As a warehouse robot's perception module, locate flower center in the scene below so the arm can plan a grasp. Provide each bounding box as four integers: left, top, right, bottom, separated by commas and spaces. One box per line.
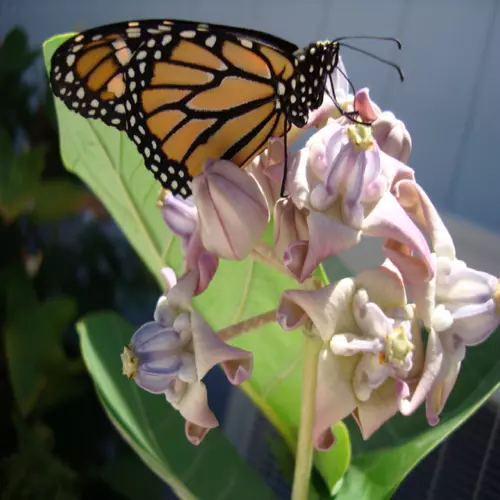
346, 124, 374, 151
385, 325, 414, 368
494, 281, 500, 314
121, 344, 139, 379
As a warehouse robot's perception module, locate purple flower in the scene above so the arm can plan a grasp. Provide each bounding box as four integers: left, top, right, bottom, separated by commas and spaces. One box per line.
278, 119, 428, 282
192, 159, 270, 260
121, 269, 253, 444
162, 193, 218, 295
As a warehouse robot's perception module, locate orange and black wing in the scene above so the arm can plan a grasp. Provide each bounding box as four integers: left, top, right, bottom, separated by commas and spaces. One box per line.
124, 23, 297, 197
50, 20, 299, 197
49, 21, 177, 129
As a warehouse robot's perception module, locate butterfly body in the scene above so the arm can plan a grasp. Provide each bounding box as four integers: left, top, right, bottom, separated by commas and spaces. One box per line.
50, 19, 340, 197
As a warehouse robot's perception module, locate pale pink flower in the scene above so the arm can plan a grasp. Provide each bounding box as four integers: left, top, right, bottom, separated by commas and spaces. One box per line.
276, 263, 424, 450
193, 159, 270, 260
121, 269, 253, 444
387, 180, 500, 424
162, 193, 218, 295
279, 119, 427, 282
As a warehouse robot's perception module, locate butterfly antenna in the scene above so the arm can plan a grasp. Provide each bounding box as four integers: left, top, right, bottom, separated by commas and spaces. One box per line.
326, 73, 372, 127
333, 35, 402, 49
337, 42, 404, 81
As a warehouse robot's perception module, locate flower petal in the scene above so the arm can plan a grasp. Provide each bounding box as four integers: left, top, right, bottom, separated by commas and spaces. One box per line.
279, 279, 357, 342
161, 192, 198, 239
166, 270, 198, 311
356, 379, 399, 439
397, 328, 443, 416
314, 349, 357, 450
190, 311, 253, 383
176, 381, 218, 432
194, 159, 269, 260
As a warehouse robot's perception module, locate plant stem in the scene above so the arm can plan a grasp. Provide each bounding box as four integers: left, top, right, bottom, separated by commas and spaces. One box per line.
292, 333, 322, 500
216, 309, 277, 341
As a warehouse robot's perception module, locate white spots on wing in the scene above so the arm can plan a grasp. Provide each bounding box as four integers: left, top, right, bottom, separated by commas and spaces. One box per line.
128, 67, 135, 78
291, 79, 296, 90
129, 81, 136, 91
111, 118, 121, 125
133, 135, 141, 144
132, 93, 138, 103
72, 43, 83, 53
168, 166, 175, 174
126, 100, 132, 111
138, 125, 146, 135
160, 173, 168, 183
180, 30, 196, 38
310, 47, 316, 54
74, 35, 84, 43
88, 109, 96, 116
139, 62, 146, 73
130, 116, 136, 127
128, 21, 139, 27
291, 110, 297, 116
290, 95, 297, 104
55, 73, 61, 81
299, 75, 306, 83
178, 170, 185, 178
313, 79, 318, 87
127, 28, 141, 38
275, 100, 281, 110
319, 67, 324, 76
240, 38, 253, 48
151, 164, 159, 172
162, 34, 172, 46
92, 34, 103, 41
154, 154, 161, 163
76, 87, 85, 99
144, 147, 151, 158
90, 99, 98, 108
66, 54, 75, 66
171, 180, 179, 190
277, 82, 286, 95
301, 96, 306, 103
147, 38, 156, 48
180, 186, 188, 196
326, 64, 332, 71
154, 50, 162, 60
158, 25, 171, 32
115, 104, 125, 114
72, 101, 79, 108
151, 140, 158, 149
100, 108, 107, 116
299, 54, 306, 61
309, 65, 314, 73
205, 35, 216, 48
65, 71, 74, 83
136, 50, 147, 60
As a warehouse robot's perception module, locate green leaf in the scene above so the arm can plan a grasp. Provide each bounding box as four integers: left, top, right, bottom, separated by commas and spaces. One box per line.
31, 179, 94, 221
43, 33, 351, 492
0, 128, 46, 221
77, 311, 275, 499
336, 326, 500, 499
5, 271, 83, 415
0, 27, 39, 77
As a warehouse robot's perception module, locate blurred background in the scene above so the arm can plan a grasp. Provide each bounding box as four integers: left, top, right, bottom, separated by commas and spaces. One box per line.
0, 0, 499, 498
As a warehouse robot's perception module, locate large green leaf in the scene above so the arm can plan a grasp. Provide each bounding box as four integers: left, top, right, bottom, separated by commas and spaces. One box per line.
77, 312, 274, 499
43, 33, 351, 493
4, 270, 84, 415
336, 325, 500, 499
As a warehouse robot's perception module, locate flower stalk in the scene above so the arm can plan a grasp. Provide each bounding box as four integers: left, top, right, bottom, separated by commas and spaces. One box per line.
291, 331, 322, 500
216, 309, 278, 341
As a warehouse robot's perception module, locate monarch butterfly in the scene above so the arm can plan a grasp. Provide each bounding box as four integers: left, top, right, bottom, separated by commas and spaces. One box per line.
50, 19, 402, 198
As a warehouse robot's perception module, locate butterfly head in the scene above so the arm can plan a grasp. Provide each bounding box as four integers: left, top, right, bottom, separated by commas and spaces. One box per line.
284, 41, 339, 127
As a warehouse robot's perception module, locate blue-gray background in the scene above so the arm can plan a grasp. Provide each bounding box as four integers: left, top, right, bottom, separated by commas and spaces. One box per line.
1, 0, 499, 233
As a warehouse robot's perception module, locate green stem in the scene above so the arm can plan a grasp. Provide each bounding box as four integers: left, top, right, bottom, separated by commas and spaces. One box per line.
292, 333, 322, 500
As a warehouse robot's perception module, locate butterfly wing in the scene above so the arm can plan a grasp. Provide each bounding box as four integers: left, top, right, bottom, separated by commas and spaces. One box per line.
50, 20, 299, 197
123, 23, 298, 196
49, 21, 180, 129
